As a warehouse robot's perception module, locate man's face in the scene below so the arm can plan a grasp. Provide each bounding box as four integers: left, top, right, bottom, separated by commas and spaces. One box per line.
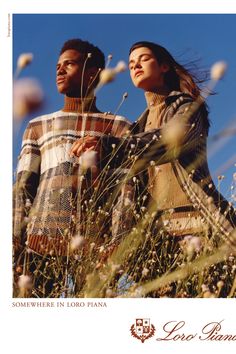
129, 47, 169, 92
56, 49, 93, 97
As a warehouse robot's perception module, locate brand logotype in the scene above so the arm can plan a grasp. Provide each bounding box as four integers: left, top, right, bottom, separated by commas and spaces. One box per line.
130, 319, 236, 343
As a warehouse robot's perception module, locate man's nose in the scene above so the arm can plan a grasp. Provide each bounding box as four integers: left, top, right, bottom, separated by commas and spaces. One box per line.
57, 65, 66, 75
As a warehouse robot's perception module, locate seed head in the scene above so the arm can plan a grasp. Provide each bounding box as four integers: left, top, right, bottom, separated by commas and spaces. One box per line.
210, 61, 227, 81
17, 53, 33, 70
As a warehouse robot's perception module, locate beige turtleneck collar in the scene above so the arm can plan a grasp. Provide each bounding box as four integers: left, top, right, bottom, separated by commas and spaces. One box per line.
62, 95, 100, 113
144, 91, 169, 109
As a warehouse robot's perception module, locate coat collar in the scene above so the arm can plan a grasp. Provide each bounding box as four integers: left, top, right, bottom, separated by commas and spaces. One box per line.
133, 91, 191, 133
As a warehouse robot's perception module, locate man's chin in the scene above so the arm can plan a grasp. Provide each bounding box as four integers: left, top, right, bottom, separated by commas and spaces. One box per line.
57, 86, 67, 94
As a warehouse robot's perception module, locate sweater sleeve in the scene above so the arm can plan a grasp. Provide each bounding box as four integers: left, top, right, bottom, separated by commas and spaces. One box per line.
101, 101, 207, 175
13, 122, 40, 254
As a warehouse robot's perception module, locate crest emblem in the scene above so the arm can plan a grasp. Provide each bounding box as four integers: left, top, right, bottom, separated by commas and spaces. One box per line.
130, 318, 155, 343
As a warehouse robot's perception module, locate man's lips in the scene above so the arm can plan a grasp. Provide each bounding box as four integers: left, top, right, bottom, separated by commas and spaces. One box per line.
56, 77, 65, 84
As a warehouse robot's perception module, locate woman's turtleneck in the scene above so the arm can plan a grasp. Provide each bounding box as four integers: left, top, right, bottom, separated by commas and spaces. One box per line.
144, 91, 168, 131
62, 95, 100, 113
144, 89, 191, 214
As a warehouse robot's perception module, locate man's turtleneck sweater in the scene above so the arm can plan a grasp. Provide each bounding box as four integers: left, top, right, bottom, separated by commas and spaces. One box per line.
144, 92, 206, 236
62, 96, 99, 113
13, 95, 131, 256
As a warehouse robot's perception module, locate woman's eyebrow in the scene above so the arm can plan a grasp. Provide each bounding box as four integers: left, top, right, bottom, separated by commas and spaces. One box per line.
129, 53, 152, 64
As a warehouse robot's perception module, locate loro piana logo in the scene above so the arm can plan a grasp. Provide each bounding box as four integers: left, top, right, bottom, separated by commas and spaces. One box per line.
130, 318, 156, 343
130, 319, 236, 343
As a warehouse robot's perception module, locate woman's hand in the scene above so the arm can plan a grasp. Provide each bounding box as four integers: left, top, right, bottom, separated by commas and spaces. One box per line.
70, 135, 100, 157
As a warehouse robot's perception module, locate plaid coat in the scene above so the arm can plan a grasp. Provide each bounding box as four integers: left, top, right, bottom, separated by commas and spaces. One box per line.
102, 91, 236, 247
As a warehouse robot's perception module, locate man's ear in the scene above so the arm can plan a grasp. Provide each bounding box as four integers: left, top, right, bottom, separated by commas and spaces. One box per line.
86, 67, 99, 80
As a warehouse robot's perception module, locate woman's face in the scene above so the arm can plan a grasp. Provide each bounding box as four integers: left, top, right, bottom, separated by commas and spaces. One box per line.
129, 47, 169, 92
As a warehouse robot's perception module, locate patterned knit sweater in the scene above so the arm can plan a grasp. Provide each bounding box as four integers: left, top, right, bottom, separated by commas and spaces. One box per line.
13, 96, 131, 256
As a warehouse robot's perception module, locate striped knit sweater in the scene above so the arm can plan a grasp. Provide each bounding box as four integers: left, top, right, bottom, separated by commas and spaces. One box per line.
101, 91, 236, 247
13, 96, 131, 256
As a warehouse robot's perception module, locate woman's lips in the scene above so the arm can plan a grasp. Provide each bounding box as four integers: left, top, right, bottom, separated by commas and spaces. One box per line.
135, 71, 143, 78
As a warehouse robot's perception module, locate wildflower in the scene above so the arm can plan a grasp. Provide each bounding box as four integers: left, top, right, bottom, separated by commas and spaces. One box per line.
162, 119, 185, 148
203, 291, 216, 298
217, 175, 225, 181
16, 53, 33, 70
99, 68, 116, 85
123, 92, 128, 99
184, 236, 203, 254
13, 78, 44, 120
111, 263, 121, 273
124, 197, 132, 207
210, 61, 227, 81
90, 242, 96, 250
105, 54, 113, 68
95, 262, 102, 270
233, 172, 236, 181
79, 150, 97, 170
141, 268, 149, 277
207, 196, 214, 205
114, 60, 127, 73
106, 288, 115, 297
70, 235, 86, 251
217, 280, 224, 289
98, 61, 126, 86
131, 286, 143, 298
18, 275, 32, 290
99, 245, 105, 253
15, 265, 23, 274
201, 284, 209, 292
152, 134, 158, 140
87, 53, 92, 59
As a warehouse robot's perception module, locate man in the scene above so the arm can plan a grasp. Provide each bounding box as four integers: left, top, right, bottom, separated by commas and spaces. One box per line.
13, 38, 131, 297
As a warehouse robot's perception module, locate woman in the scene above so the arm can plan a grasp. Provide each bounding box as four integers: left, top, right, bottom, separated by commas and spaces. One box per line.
71, 41, 236, 295
72, 41, 236, 241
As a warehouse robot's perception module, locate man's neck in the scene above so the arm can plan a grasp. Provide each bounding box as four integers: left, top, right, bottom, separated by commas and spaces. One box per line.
62, 95, 100, 113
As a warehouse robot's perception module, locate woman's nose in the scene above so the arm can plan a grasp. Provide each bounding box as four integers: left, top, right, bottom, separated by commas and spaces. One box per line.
134, 60, 142, 69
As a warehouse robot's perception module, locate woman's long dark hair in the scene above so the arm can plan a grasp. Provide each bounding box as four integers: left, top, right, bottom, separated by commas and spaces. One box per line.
129, 41, 208, 100
129, 41, 210, 132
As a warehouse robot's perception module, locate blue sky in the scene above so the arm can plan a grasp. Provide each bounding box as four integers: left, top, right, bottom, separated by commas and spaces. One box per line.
13, 14, 236, 201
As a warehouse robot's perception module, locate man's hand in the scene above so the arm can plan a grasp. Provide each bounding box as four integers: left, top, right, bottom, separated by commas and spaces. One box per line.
70, 135, 100, 157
